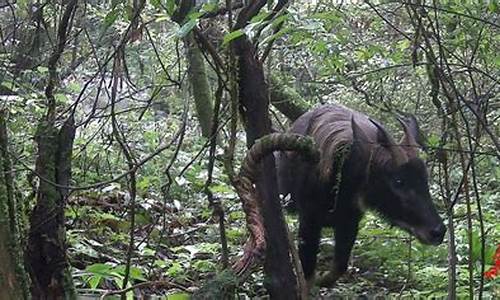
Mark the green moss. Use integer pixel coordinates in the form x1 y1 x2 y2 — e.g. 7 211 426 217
192 270 240 300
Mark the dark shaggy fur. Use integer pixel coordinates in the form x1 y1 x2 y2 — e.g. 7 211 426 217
277 104 445 285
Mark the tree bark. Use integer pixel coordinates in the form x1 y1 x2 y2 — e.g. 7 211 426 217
0 109 30 300
234 37 298 299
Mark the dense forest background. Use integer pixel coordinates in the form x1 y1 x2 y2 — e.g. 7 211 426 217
0 0 499 299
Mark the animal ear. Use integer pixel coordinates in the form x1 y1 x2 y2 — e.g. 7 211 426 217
351 116 371 155
369 118 407 165
397 115 426 158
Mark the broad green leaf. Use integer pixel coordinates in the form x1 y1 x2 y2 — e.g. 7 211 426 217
263 27 290 45
471 231 481 262
137 176 150 191
68 81 81 93
104 9 119 28
166 0 176 15
167 293 190 300
488 0 498 13
112 277 122 291
209 183 232 194
427 134 440 147
176 19 198 38
201 2 218 13
126 4 134 21
187 11 203 20
193 260 215 272
100 9 120 38
150 0 161 9
222 30 244 46
54 93 68 104
272 14 289 27
86 263 112 275
37 66 49 74
250 10 270 23
88 275 102 289
167 262 184 277
494 55 500 68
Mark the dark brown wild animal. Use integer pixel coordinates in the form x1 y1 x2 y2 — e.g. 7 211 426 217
277 104 446 288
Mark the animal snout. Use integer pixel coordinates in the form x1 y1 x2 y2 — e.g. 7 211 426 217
429 223 446 245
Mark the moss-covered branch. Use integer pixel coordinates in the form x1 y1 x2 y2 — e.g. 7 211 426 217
269 75 310 121
184 32 214 138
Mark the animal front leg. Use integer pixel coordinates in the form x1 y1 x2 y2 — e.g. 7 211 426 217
318 213 361 286
298 215 321 290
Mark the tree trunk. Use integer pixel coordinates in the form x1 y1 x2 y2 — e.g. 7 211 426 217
26 116 76 300
0 109 30 300
184 32 215 138
234 37 298 299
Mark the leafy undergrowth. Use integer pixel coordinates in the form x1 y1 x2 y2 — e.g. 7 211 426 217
67 184 499 299
66 129 500 298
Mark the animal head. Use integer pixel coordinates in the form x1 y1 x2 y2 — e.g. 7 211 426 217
351 115 445 246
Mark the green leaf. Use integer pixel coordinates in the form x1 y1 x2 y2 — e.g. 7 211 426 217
37 66 49 74
209 183 232 194
104 9 119 28
310 11 342 23
471 231 481 262
137 176 150 191
193 260 215 272
427 134 440 147
88 275 102 289
167 262 184 277
222 30 244 47
86 263 112 275
201 2 218 13
272 14 289 27
488 0 498 13
494 55 500 68
112 277 123 291
166 0 176 15
250 11 270 23
54 93 68 104
150 0 161 9
484 244 496 265
126 4 134 21
68 81 81 93
101 9 120 37
176 19 198 38
187 11 203 20
167 293 190 300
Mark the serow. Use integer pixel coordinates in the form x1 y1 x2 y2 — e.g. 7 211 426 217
277 104 446 287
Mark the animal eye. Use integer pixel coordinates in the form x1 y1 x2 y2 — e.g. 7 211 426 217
394 177 404 187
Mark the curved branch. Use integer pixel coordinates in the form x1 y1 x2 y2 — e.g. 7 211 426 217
232 133 319 277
